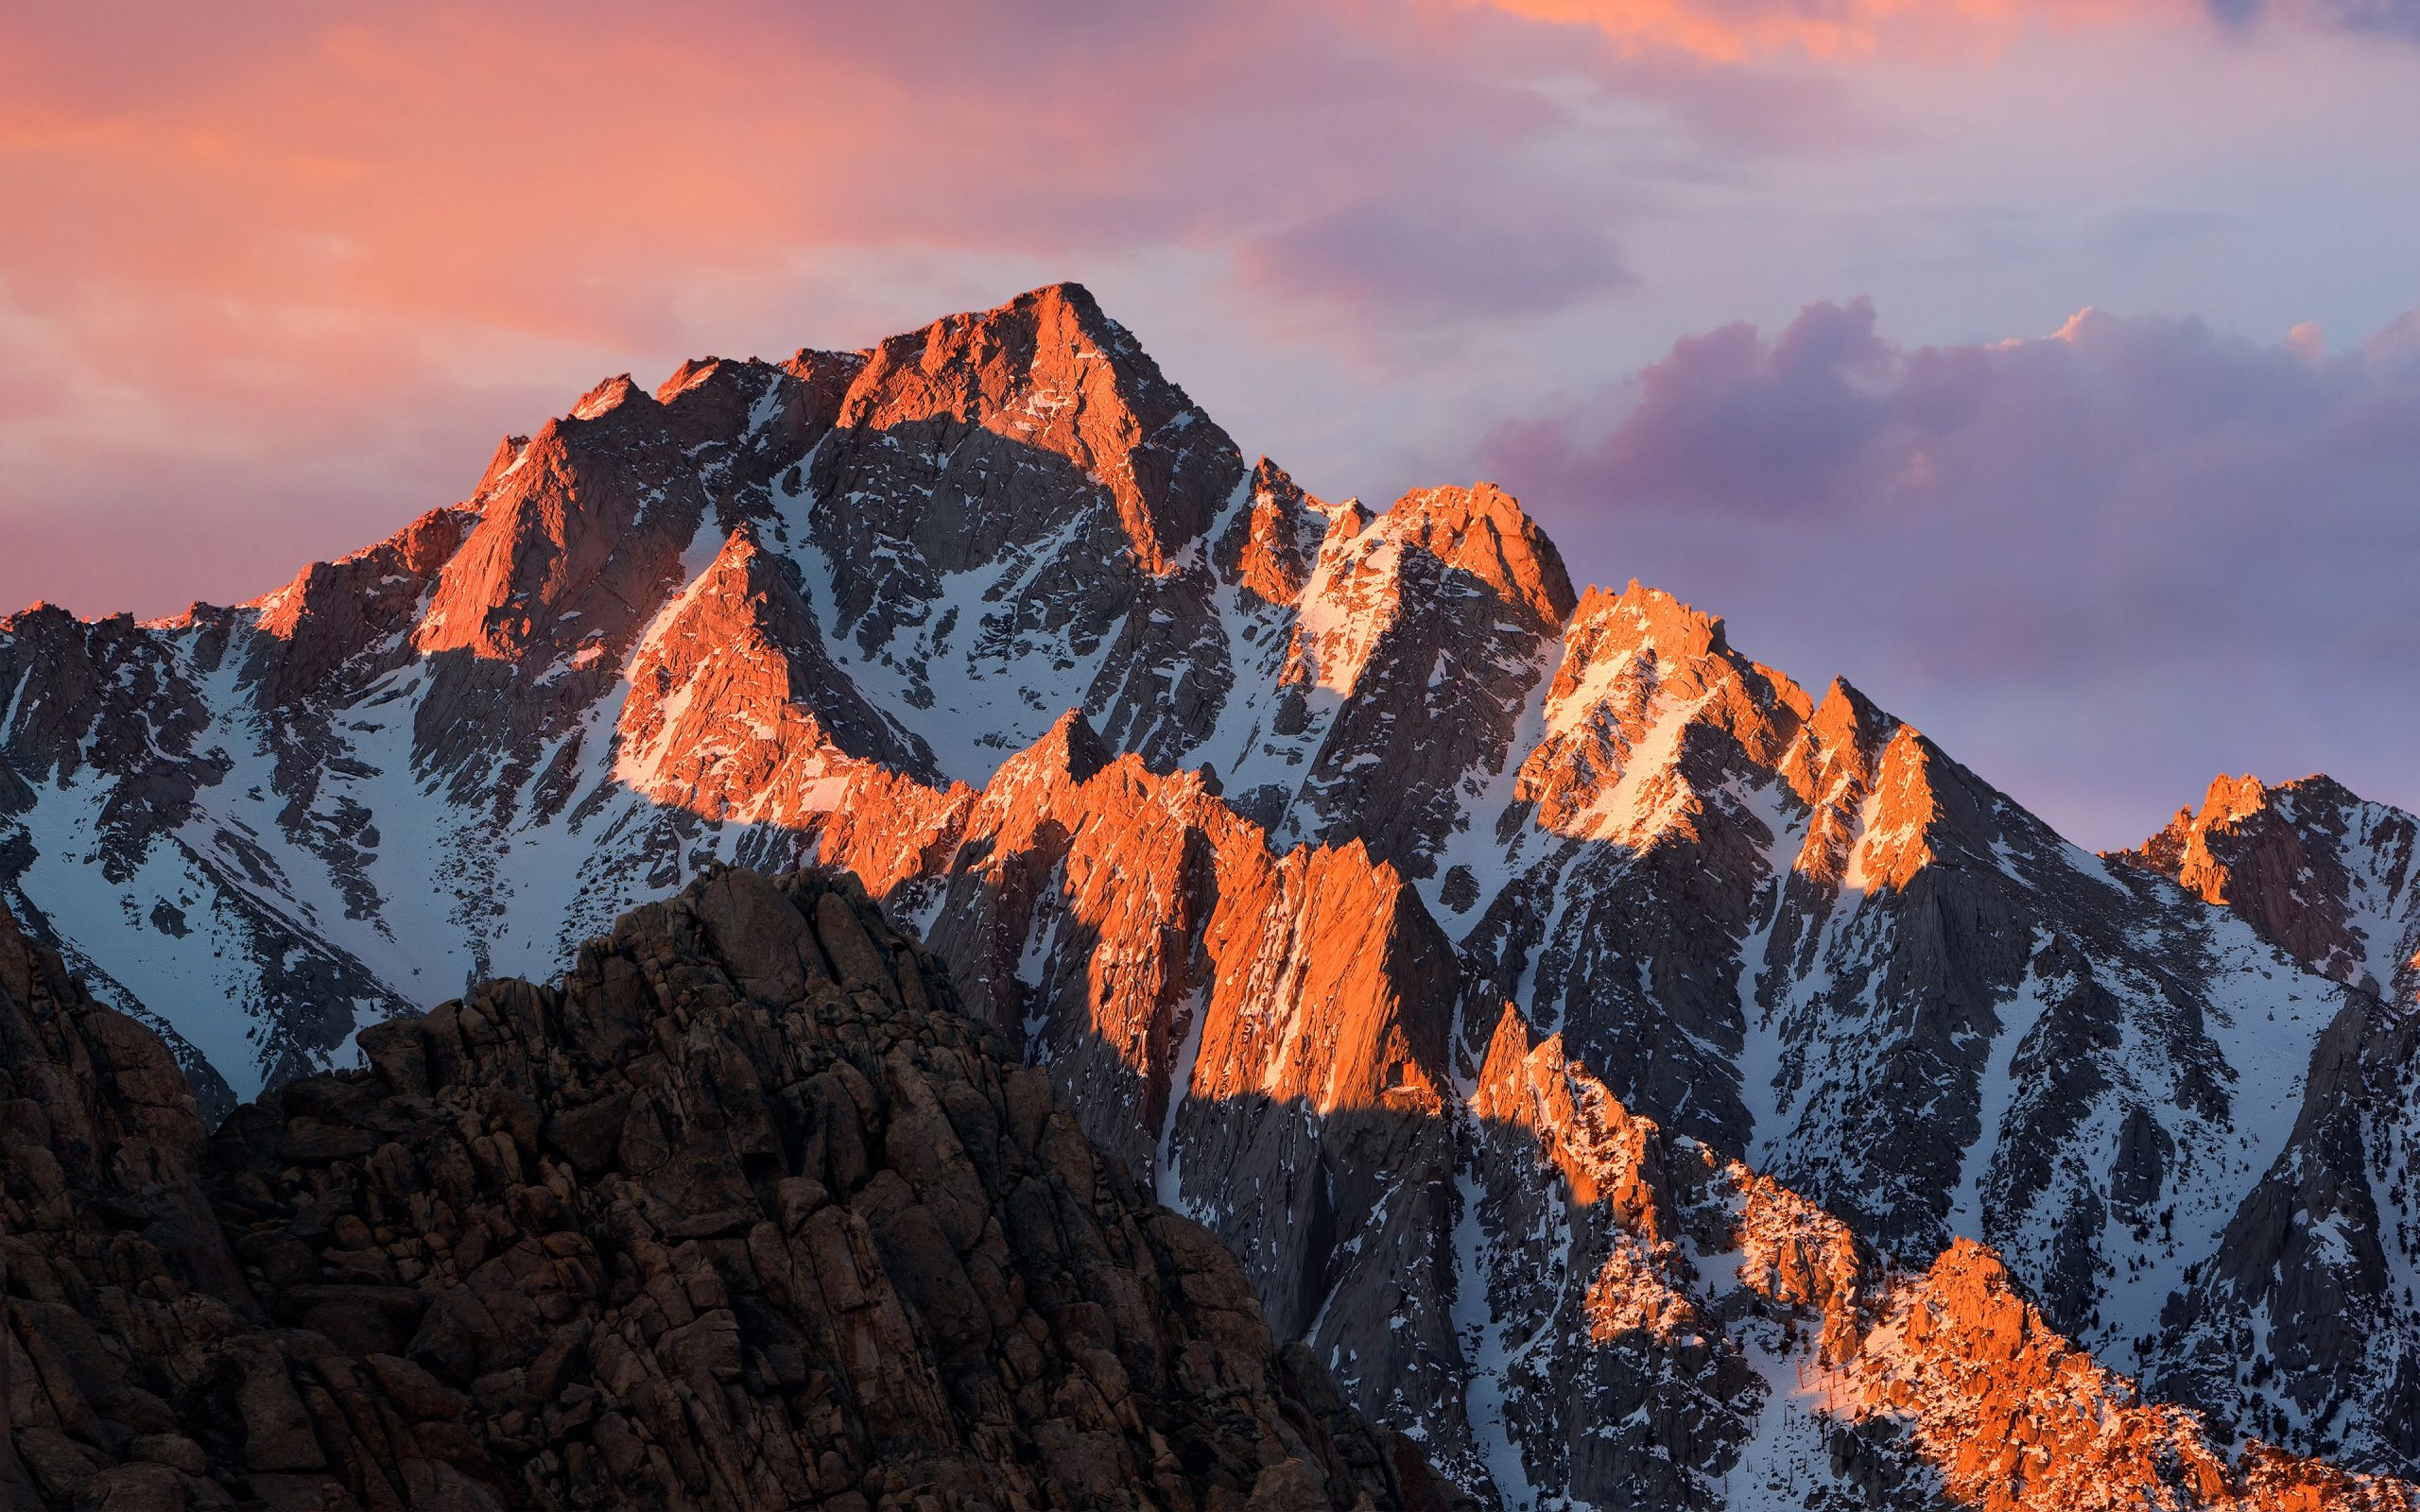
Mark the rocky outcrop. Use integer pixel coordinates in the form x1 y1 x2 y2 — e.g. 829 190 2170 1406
1213 460 1331 610
1458 581 1814 1150
2111 777 2420 1473
2 898 253 1508
1250 483 1574 878
612 524 939 816
1438 573 2339 1390
4 872 1457 1510
0 599 403 1116
2117 773 2419 1005
1822 1236 2418 1512
883 711 1477 1477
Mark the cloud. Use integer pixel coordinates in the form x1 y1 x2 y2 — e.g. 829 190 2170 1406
1236 196 1634 320
4 0 1923 617
1481 301 2420 841
1477 0 2420 58
0 0 1657 615
2221 0 2420 38
1474 0 2197 60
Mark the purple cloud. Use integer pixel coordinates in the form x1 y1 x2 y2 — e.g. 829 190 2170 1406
2220 0 2420 40
1483 301 2420 843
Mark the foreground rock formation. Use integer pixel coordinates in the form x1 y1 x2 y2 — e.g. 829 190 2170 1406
3 872 1454 1510
8 282 2419 1502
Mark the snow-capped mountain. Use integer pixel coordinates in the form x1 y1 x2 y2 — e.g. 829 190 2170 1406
4 283 2413 1507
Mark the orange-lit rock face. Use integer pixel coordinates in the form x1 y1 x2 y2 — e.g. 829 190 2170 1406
1214 456 1334 608
1192 838 1456 1116
242 504 473 706
613 525 936 822
0 875 1444 1512
1776 675 1899 885
2118 771 2420 1004
1582 1238 1702 1346
1446 993 2420 1510
1728 1166 1868 1337
1473 1003 1668 1228
1384 482 1577 633
1839 725 1944 894
1515 580 1806 842
1462 1016 2419 1507
413 402 694 665
906 707 1455 1167
1238 476 1569 880
825 282 1219 579
1814 1239 2420 1512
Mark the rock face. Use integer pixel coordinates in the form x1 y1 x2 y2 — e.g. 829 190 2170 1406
2150 988 2420 1476
2113 777 2420 1474
2116 773 2420 1005
3 872 1456 1510
7 282 2419 1504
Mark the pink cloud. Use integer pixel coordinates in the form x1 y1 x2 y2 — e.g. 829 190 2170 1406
1469 0 2413 59
1475 0 2169 60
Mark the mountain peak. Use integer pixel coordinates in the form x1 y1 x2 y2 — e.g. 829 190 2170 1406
1806 674 1894 757
1000 279 1117 339
472 433 530 497
613 524 939 813
568 372 650 422
653 355 725 404
1216 456 1334 605
2196 771 2273 826
16 281 2420 1506
1574 579 1730 660
2116 769 2419 1000
1018 708 1115 786
1387 482 1577 629
824 281 1240 579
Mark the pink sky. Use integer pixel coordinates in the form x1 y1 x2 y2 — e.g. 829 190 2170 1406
3 0 2415 842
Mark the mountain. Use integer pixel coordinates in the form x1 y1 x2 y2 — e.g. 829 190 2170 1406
3 868 1460 1511
4 282 2415 1504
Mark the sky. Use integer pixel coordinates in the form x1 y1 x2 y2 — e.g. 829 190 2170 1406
1 0 2413 845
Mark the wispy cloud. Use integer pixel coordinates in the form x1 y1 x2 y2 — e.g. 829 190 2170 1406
1476 0 2419 58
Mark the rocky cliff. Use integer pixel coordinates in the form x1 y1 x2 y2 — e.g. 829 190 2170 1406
3 869 1458 1510
2114 777 2420 1472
